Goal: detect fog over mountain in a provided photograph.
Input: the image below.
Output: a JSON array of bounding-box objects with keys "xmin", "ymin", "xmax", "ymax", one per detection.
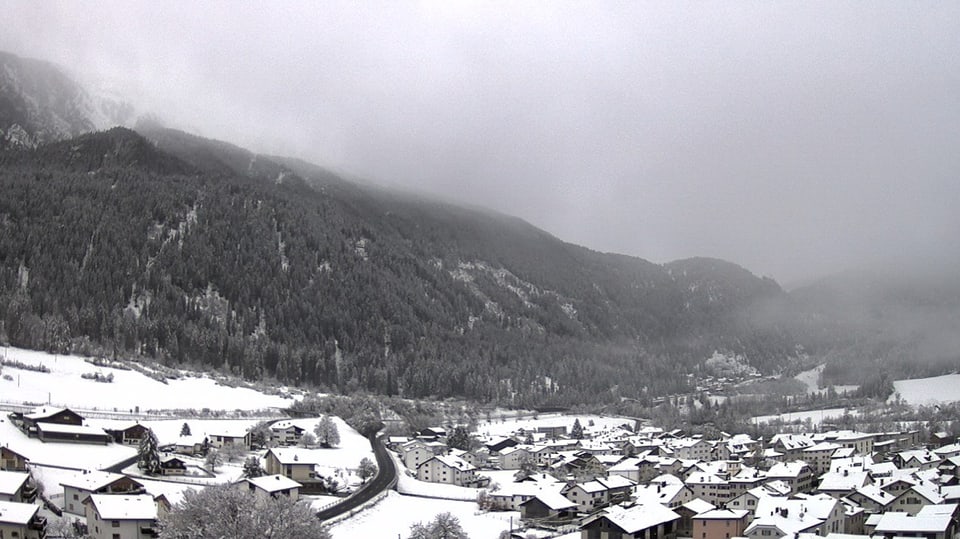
[{"xmin": 2, "ymin": 2, "xmax": 959, "ymax": 284}]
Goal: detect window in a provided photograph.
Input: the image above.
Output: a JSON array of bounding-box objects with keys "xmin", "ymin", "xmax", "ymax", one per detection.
[
  {"xmin": 112, "ymin": 520, "xmax": 120, "ymax": 527},
  {"xmin": 113, "ymin": 534, "xmax": 121, "ymax": 539},
  {"xmin": 73, "ymin": 493, "xmax": 79, "ymax": 500}
]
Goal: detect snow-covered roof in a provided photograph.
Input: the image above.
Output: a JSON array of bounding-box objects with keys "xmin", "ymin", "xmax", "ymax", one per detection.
[
  {"xmin": 850, "ymin": 485, "xmax": 895, "ymax": 506},
  {"xmin": 873, "ymin": 512, "xmax": 952, "ymax": 533},
  {"xmin": 24, "ymin": 406, "xmax": 73, "ymax": 420},
  {"xmin": 682, "ymin": 498, "xmax": 716, "ymax": 514},
  {"xmin": 88, "ymin": 494, "xmax": 157, "ymax": 520},
  {"xmin": 0, "ymin": 471, "xmax": 29, "ymax": 495},
  {"xmin": 0, "ymin": 500, "xmax": 38, "ymax": 525},
  {"xmin": 267, "ymin": 448, "xmax": 323, "ymax": 465},
  {"xmin": 36, "ymin": 423, "xmax": 108, "ymax": 436},
  {"xmin": 587, "ymin": 503, "xmax": 680, "ymax": 533},
  {"xmin": 818, "ymin": 470, "xmax": 870, "ymax": 492},
  {"xmin": 245, "ymin": 474, "xmax": 302, "ymax": 493},
  {"xmin": 61, "ymin": 470, "xmax": 136, "ymax": 491},
  {"xmin": 522, "ymin": 491, "xmax": 576, "ymax": 511},
  {"xmin": 431, "ymin": 454, "xmax": 476, "ymax": 472},
  {"xmin": 804, "ymin": 442, "xmax": 842, "ymax": 453},
  {"xmin": 768, "ymin": 461, "xmax": 811, "ymax": 478},
  {"xmin": 694, "ymin": 508, "xmax": 749, "ymax": 520}
]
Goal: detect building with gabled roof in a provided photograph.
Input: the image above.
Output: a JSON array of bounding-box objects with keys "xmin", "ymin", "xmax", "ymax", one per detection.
[
  {"xmin": 416, "ymin": 454, "xmax": 483, "ymax": 487},
  {"xmin": 746, "ymin": 493, "xmax": 845, "ymax": 538},
  {"xmin": 61, "ymin": 471, "xmax": 145, "ymax": 516},
  {"xmin": 818, "ymin": 469, "xmax": 873, "ymax": 498},
  {"xmin": 238, "ymin": 474, "xmax": 301, "ymax": 501},
  {"xmin": 693, "ymin": 508, "xmax": 750, "ymax": 539},
  {"xmin": 766, "ymin": 460, "xmax": 816, "ymax": 494},
  {"xmin": 633, "ymin": 474, "xmax": 692, "ymax": 508},
  {"xmin": 844, "ymin": 484, "xmax": 896, "ymax": 514},
  {"xmin": 0, "ymin": 470, "xmax": 36, "ymax": 503},
  {"xmin": 0, "ymin": 447, "xmax": 29, "ymax": 472},
  {"xmin": 519, "ymin": 491, "xmax": 576, "ymax": 522},
  {"xmin": 0, "ymin": 500, "xmax": 46, "ymax": 539},
  {"xmin": 580, "ymin": 502, "xmax": 680, "ymax": 539},
  {"xmin": 83, "ymin": 494, "xmax": 160, "ymax": 539},
  {"xmin": 562, "ymin": 475, "xmax": 635, "ymax": 513}
]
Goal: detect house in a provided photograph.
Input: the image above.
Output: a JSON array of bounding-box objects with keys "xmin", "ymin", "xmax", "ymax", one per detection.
[
  {"xmin": 268, "ymin": 421, "xmax": 306, "ymax": 446},
  {"xmin": 60, "ymin": 471, "xmax": 146, "ymax": 516},
  {"xmin": 84, "ymin": 494, "xmax": 160, "ymax": 539},
  {"xmin": 845, "ymin": 485, "xmax": 896, "ymax": 514},
  {"xmin": 399, "ymin": 440, "xmax": 444, "ymax": 471},
  {"xmin": 745, "ymin": 494, "xmax": 845, "ymax": 538},
  {"xmin": 633, "ymin": 474, "xmax": 692, "ymax": 508},
  {"xmin": 562, "ymin": 475, "xmax": 635, "ymax": 513},
  {"xmin": 580, "ymin": 502, "xmax": 680, "ymax": 539},
  {"xmin": 894, "ymin": 450, "xmax": 941, "ymax": 471},
  {"xmin": 667, "ymin": 438, "xmax": 713, "ymax": 461},
  {"xmin": 803, "ymin": 442, "xmax": 842, "ymax": 475},
  {"xmin": 239, "ymin": 474, "xmax": 302, "ymax": 501},
  {"xmin": 770, "ymin": 434, "xmax": 816, "ymax": 460},
  {"xmin": 264, "ymin": 448, "xmax": 320, "ymax": 482},
  {"xmin": 766, "ymin": 461, "xmax": 816, "ymax": 494},
  {"xmin": 105, "ymin": 423, "xmax": 151, "ymax": 446},
  {"xmin": 817, "ymin": 469, "xmax": 873, "ymax": 498},
  {"xmin": 19, "ymin": 406, "xmax": 84, "ymax": 431},
  {"xmin": 693, "ymin": 508, "xmax": 750, "ymax": 539},
  {"xmin": 519, "ymin": 491, "xmax": 577, "ymax": 522},
  {"xmin": 159, "ymin": 456, "xmax": 188, "ymax": 476},
  {"xmin": 488, "ymin": 475, "xmax": 565, "ymax": 511},
  {"xmin": 537, "ymin": 425, "xmax": 568, "ymax": 439},
  {"xmin": 163, "ymin": 434, "xmax": 207, "ymax": 456},
  {"xmin": 676, "ymin": 498, "xmax": 717, "ymax": 536},
  {"xmin": 0, "ymin": 470, "xmax": 37, "ymax": 503},
  {"xmin": 685, "ymin": 471, "xmax": 733, "ymax": 505},
  {"xmin": 499, "ymin": 446, "xmax": 531, "ymax": 470},
  {"xmin": 207, "ymin": 428, "xmax": 251, "ymax": 450},
  {"xmin": 888, "ymin": 484, "xmax": 945, "ymax": 514},
  {"xmin": 0, "ymin": 500, "xmax": 46, "ymax": 539},
  {"xmin": 418, "ymin": 427, "xmax": 447, "ymax": 441},
  {"xmin": 868, "ymin": 505, "xmax": 958, "ymax": 539},
  {"xmin": 416, "ymin": 454, "xmax": 484, "ymax": 487},
  {"xmin": 609, "ymin": 457, "xmax": 643, "ymax": 483},
  {"xmin": 485, "ymin": 437, "xmax": 519, "ymax": 454},
  {"xmin": 0, "ymin": 447, "xmax": 29, "ymax": 472}
]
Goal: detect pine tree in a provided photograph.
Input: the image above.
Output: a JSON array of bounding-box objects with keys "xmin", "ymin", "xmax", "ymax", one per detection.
[
  {"xmin": 571, "ymin": 418, "xmax": 584, "ymax": 440},
  {"xmin": 137, "ymin": 428, "xmax": 161, "ymax": 475},
  {"xmin": 180, "ymin": 422, "xmax": 191, "ymax": 437},
  {"xmin": 447, "ymin": 426, "xmax": 471, "ymax": 450}
]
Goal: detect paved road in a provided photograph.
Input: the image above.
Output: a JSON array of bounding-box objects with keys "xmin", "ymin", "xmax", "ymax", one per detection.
[{"xmin": 316, "ymin": 434, "xmax": 397, "ymax": 522}]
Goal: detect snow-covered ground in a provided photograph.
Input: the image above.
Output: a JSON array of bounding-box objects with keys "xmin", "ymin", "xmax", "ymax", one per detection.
[
  {"xmin": 0, "ymin": 346, "xmax": 295, "ymax": 412},
  {"xmin": 751, "ymin": 407, "xmax": 859, "ymax": 427},
  {"xmin": 328, "ymin": 491, "xmax": 519, "ymax": 539},
  {"xmin": 892, "ymin": 374, "xmax": 960, "ymax": 406},
  {"xmin": 0, "ymin": 415, "xmax": 136, "ymax": 468},
  {"xmin": 794, "ymin": 365, "xmax": 858, "ymax": 395},
  {"xmin": 392, "ymin": 452, "xmax": 483, "ymax": 501},
  {"xmin": 477, "ymin": 412, "xmax": 633, "ymax": 438}
]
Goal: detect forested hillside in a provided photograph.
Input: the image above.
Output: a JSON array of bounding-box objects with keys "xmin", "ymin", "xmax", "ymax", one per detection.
[{"xmin": 0, "ymin": 128, "xmax": 800, "ymax": 406}]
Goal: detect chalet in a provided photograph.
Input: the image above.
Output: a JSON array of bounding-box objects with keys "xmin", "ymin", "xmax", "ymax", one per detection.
[
  {"xmin": 519, "ymin": 491, "xmax": 577, "ymax": 522},
  {"xmin": 84, "ymin": 494, "xmax": 159, "ymax": 539},
  {"xmin": 268, "ymin": 420, "xmax": 306, "ymax": 446},
  {"xmin": 264, "ymin": 448, "xmax": 320, "ymax": 482},
  {"xmin": 0, "ymin": 471, "xmax": 37, "ymax": 503},
  {"xmin": 159, "ymin": 456, "xmax": 188, "ymax": 476},
  {"xmin": 0, "ymin": 447, "xmax": 29, "ymax": 472},
  {"xmin": 580, "ymin": 502, "xmax": 680, "ymax": 539},
  {"xmin": 562, "ymin": 475, "xmax": 634, "ymax": 513},
  {"xmin": 105, "ymin": 423, "xmax": 151, "ymax": 446},
  {"xmin": 239, "ymin": 474, "xmax": 302, "ymax": 501},
  {"xmin": 0, "ymin": 500, "xmax": 46, "ymax": 539},
  {"xmin": 418, "ymin": 427, "xmax": 447, "ymax": 441},
  {"xmin": 19, "ymin": 406, "xmax": 84, "ymax": 430},
  {"xmin": 416, "ymin": 454, "xmax": 484, "ymax": 487},
  {"xmin": 60, "ymin": 471, "xmax": 145, "ymax": 516},
  {"xmin": 693, "ymin": 508, "xmax": 750, "ymax": 539}
]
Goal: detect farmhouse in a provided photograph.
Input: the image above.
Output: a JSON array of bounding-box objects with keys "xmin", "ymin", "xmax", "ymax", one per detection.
[{"xmin": 105, "ymin": 423, "xmax": 151, "ymax": 446}]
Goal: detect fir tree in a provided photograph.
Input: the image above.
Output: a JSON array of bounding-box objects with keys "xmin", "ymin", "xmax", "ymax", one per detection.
[
  {"xmin": 571, "ymin": 418, "xmax": 584, "ymax": 440},
  {"xmin": 242, "ymin": 456, "xmax": 265, "ymax": 478},
  {"xmin": 180, "ymin": 422, "xmax": 191, "ymax": 437},
  {"xmin": 137, "ymin": 428, "xmax": 161, "ymax": 475}
]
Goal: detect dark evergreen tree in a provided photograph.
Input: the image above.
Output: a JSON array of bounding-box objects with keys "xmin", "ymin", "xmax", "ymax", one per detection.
[
  {"xmin": 137, "ymin": 428, "xmax": 161, "ymax": 475},
  {"xmin": 447, "ymin": 426, "xmax": 471, "ymax": 451},
  {"xmin": 180, "ymin": 422, "xmax": 191, "ymax": 437},
  {"xmin": 571, "ymin": 418, "xmax": 584, "ymax": 440}
]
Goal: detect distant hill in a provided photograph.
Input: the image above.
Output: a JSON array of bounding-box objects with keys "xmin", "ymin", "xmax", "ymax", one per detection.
[{"xmin": 3, "ymin": 49, "xmax": 955, "ymax": 406}]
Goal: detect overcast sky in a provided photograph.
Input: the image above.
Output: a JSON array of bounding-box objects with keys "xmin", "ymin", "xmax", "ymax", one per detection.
[{"xmin": 3, "ymin": 1, "xmax": 958, "ymax": 285}]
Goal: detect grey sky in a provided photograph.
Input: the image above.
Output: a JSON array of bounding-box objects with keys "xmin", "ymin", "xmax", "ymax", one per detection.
[{"xmin": 3, "ymin": 1, "xmax": 958, "ymax": 285}]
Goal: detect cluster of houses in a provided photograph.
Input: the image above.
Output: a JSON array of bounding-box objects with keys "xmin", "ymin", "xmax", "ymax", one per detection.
[{"xmin": 391, "ymin": 422, "xmax": 960, "ymax": 539}]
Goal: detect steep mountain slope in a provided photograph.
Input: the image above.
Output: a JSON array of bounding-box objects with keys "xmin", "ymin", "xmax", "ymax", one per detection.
[
  {"xmin": 0, "ymin": 51, "xmax": 133, "ymax": 149},
  {"xmin": 0, "ymin": 128, "xmax": 798, "ymax": 405}
]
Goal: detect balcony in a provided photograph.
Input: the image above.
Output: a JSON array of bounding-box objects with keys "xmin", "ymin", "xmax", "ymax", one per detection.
[{"xmin": 29, "ymin": 514, "xmax": 47, "ymax": 539}]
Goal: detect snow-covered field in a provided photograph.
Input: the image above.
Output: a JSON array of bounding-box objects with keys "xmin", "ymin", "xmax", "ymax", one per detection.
[
  {"xmin": 477, "ymin": 412, "xmax": 633, "ymax": 438},
  {"xmin": 892, "ymin": 374, "xmax": 960, "ymax": 406},
  {"xmin": 0, "ymin": 346, "xmax": 296, "ymax": 411},
  {"xmin": 794, "ymin": 365, "xmax": 858, "ymax": 395},
  {"xmin": 328, "ymin": 491, "xmax": 518, "ymax": 539},
  {"xmin": 751, "ymin": 407, "xmax": 859, "ymax": 427},
  {"xmin": 0, "ymin": 415, "xmax": 136, "ymax": 468}
]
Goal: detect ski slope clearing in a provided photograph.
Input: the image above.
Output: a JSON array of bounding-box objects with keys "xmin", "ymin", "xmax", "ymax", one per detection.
[
  {"xmin": 0, "ymin": 346, "xmax": 296, "ymax": 411},
  {"xmin": 892, "ymin": 374, "xmax": 960, "ymax": 406},
  {"xmin": 328, "ymin": 491, "xmax": 518, "ymax": 539}
]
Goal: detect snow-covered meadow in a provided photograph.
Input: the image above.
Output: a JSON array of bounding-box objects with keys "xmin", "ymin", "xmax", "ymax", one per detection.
[
  {"xmin": 751, "ymin": 407, "xmax": 859, "ymax": 427},
  {"xmin": 0, "ymin": 346, "xmax": 296, "ymax": 412},
  {"xmin": 477, "ymin": 412, "xmax": 633, "ymax": 438},
  {"xmin": 892, "ymin": 374, "xmax": 960, "ymax": 406}
]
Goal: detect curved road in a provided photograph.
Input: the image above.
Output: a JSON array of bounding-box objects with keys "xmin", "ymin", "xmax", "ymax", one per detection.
[{"xmin": 316, "ymin": 434, "xmax": 397, "ymax": 522}]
